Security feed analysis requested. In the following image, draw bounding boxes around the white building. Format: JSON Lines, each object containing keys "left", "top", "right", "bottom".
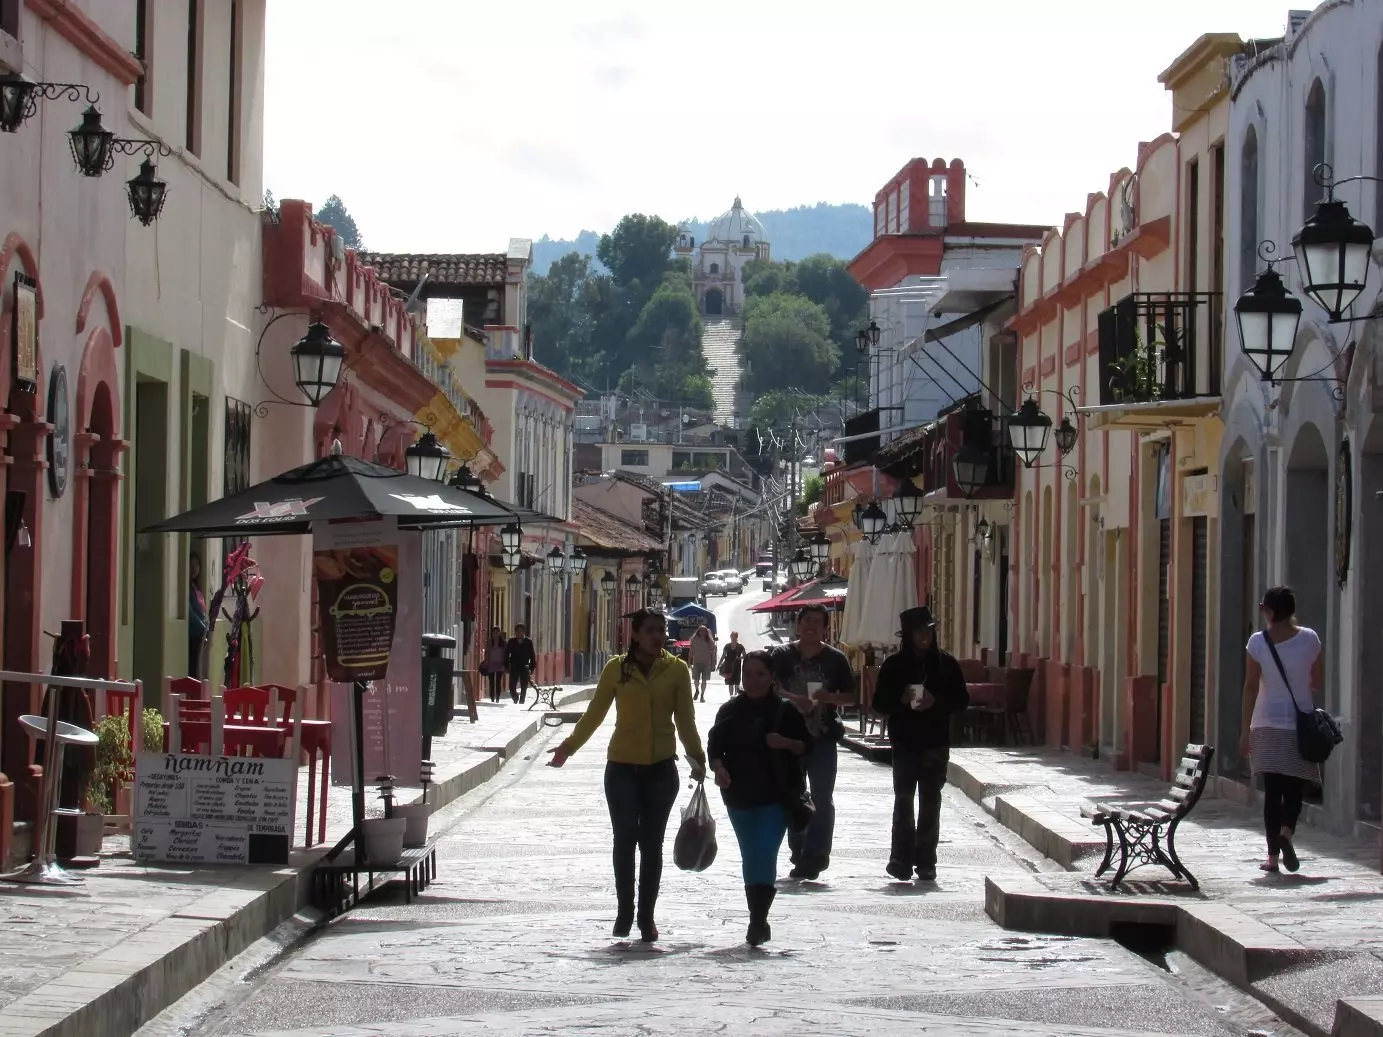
{"left": 1222, "top": 2, "right": 1383, "bottom": 838}
{"left": 676, "top": 197, "right": 770, "bottom": 318}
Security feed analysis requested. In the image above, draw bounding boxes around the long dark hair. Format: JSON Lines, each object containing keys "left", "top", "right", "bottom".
{"left": 741, "top": 649, "right": 777, "bottom": 693}
{"left": 620, "top": 608, "right": 668, "bottom": 683}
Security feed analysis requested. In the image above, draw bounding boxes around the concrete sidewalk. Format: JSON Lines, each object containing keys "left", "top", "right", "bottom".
{"left": 0, "top": 686, "right": 596, "bottom": 1037}
{"left": 948, "top": 746, "right": 1383, "bottom": 1037}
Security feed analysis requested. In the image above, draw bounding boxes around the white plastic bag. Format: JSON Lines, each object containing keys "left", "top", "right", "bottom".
{"left": 673, "top": 782, "right": 717, "bottom": 872}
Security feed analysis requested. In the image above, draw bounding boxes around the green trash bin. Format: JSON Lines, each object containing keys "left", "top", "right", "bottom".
{"left": 421, "top": 633, "right": 457, "bottom": 750}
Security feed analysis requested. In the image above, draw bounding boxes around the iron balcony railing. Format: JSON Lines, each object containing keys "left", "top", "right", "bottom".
{"left": 1097, "top": 292, "right": 1223, "bottom": 406}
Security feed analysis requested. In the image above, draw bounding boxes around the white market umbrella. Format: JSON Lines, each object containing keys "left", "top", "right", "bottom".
{"left": 838, "top": 538, "right": 874, "bottom": 646}
{"left": 857, "top": 531, "right": 909, "bottom": 649}
{"left": 887, "top": 532, "right": 919, "bottom": 639}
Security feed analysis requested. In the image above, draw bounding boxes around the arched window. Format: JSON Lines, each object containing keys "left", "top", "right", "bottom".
{"left": 1304, "top": 78, "right": 1327, "bottom": 216}
{"left": 1240, "top": 125, "right": 1259, "bottom": 294}
{"left": 742, "top": 234, "right": 751, "bottom": 247}
{"left": 708, "top": 262, "right": 719, "bottom": 275}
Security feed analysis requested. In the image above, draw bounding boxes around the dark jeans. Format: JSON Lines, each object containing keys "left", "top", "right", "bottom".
{"left": 604, "top": 759, "right": 679, "bottom": 918}
{"left": 485, "top": 671, "right": 503, "bottom": 701}
{"left": 1263, "top": 771, "right": 1306, "bottom": 856}
{"left": 891, "top": 747, "right": 949, "bottom": 870}
{"left": 509, "top": 669, "right": 532, "bottom": 702}
{"left": 787, "top": 737, "right": 837, "bottom": 868}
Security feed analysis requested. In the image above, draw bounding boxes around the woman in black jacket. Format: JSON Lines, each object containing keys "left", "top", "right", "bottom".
{"left": 707, "top": 650, "right": 811, "bottom": 946}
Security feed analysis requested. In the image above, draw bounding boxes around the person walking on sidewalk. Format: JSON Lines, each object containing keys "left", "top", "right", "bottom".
{"left": 1239, "top": 585, "right": 1322, "bottom": 874}
{"left": 689, "top": 625, "right": 716, "bottom": 702}
{"left": 506, "top": 624, "right": 536, "bottom": 704}
{"left": 708, "top": 650, "right": 812, "bottom": 947}
{"left": 718, "top": 631, "right": 746, "bottom": 696}
{"left": 770, "top": 604, "right": 855, "bottom": 880}
{"left": 548, "top": 608, "right": 707, "bottom": 942}
{"left": 482, "top": 627, "right": 508, "bottom": 703}
{"left": 873, "top": 606, "right": 969, "bottom": 882}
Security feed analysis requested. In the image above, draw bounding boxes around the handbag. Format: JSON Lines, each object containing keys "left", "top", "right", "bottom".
{"left": 774, "top": 700, "right": 815, "bottom": 833}
{"left": 1262, "top": 632, "right": 1343, "bottom": 764}
{"left": 673, "top": 782, "right": 718, "bottom": 872}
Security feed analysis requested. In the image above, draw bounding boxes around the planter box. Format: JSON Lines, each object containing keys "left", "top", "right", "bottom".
{"left": 55, "top": 811, "right": 104, "bottom": 863}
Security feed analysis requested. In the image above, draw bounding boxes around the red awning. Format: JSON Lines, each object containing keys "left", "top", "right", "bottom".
{"left": 751, "top": 574, "right": 848, "bottom": 613}
{"left": 749, "top": 586, "right": 800, "bottom": 614}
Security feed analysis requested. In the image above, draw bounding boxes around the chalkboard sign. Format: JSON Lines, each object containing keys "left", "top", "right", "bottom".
{"left": 133, "top": 753, "right": 298, "bottom": 865}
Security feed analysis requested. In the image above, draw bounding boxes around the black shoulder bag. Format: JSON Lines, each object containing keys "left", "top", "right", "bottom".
{"left": 773, "top": 699, "right": 815, "bottom": 833}
{"left": 1262, "top": 633, "right": 1343, "bottom": 764}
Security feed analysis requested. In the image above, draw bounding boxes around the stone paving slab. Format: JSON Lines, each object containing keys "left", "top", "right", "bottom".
{"left": 0, "top": 688, "right": 595, "bottom": 1037}
{"left": 952, "top": 747, "right": 1383, "bottom": 1037}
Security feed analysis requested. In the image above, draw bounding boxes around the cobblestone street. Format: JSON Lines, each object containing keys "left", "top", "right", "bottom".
{"left": 138, "top": 597, "right": 1303, "bottom": 1037}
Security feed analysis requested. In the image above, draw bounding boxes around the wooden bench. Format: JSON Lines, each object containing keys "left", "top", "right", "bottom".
{"left": 1079, "top": 744, "right": 1215, "bottom": 891}
{"left": 311, "top": 843, "right": 438, "bottom": 918}
{"left": 527, "top": 684, "right": 562, "bottom": 711}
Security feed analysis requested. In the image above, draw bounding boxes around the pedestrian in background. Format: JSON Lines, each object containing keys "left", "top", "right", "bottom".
{"left": 718, "top": 631, "right": 746, "bottom": 696}
{"left": 548, "top": 608, "right": 706, "bottom": 942}
{"left": 505, "top": 624, "right": 536, "bottom": 704}
{"left": 689, "top": 625, "right": 716, "bottom": 702}
{"left": 1240, "top": 585, "right": 1322, "bottom": 874}
{"left": 873, "top": 606, "right": 968, "bottom": 882}
{"left": 482, "top": 627, "right": 507, "bottom": 702}
{"left": 708, "top": 650, "right": 811, "bottom": 946}
{"left": 770, "top": 604, "right": 855, "bottom": 880}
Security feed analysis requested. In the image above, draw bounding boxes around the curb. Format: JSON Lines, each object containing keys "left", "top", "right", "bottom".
{"left": 8, "top": 685, "right": 596, "bottom": 1037}
{"left": 1335, "top": 999, "right": 1383, "bottom": 1037}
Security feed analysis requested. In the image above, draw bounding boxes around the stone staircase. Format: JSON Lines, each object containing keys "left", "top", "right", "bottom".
{"left": 700, "top": 318, "right": 743, "bottom": 426}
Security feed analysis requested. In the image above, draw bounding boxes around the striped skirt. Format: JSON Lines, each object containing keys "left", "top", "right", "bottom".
{"left": 1250, "top": 725, "right": 1320, "bottom": 783}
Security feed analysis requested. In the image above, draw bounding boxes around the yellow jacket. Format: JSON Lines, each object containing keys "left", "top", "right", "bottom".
{"left": 562, "top": 651, "right": 706, "bottom": 767}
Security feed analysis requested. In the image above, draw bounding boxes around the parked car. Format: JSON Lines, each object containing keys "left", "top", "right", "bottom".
{"left": 699, "top": 573, "right": 728, "bottom": 598}
{"left": 716, "top": 569, "right": 744, "bottom": 594}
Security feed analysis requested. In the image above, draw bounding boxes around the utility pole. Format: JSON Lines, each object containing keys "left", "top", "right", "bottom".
{"left": 786, "top": 422, "right": 799, "bottom": 584}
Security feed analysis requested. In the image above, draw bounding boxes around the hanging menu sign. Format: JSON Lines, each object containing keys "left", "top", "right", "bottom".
{"left": 132, "top": 753, "right": 298, "bottom": 865}
{"left": 313, "top": 518, "right": 401, "bottom": 682}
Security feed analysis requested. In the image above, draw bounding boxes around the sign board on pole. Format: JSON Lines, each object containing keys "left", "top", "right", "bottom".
{"left": 329, "top": 527, "right": 424, "bottom": 787}
{"left": 313, "top": 519, "right": 401, "bottom": 682}
{"left": 132, "top": 752, "right": 298, "bottom": 864}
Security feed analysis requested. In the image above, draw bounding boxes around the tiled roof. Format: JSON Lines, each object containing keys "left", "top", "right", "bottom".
{"left": 571, "top": 499, "right": 662, "bottom": 553}
{"left": 358, "top": 253, "right": 508, "bottom": 287}
{"left": 872, "top": 422, "right": 932, "bottom": 470}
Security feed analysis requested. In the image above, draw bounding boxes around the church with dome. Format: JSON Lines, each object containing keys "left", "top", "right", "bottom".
{"left": 675, "top": 197, "right": 771, "bottom": 317}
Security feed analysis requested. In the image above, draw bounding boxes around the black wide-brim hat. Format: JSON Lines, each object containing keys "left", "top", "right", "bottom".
{"left": 897, "top": 606, "right": 937, "bottom": 635}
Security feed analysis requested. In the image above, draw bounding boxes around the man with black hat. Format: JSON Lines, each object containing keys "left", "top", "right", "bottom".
{"left": 872, "top": 606, "right": 969, "bottom": 882}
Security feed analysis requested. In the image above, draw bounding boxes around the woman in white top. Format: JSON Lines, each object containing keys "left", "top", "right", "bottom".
{"left": 1239, "top": 586, "right": 1322, "bottom": 874}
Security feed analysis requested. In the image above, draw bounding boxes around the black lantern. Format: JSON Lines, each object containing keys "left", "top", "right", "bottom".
{"left": 852, "top": 502, "right": 864, "bottom": 530}
{"left": 126, "top": 159, "right": 167, "bottom": 226}
{"left": 600, "top": 570, "right": 616, "bottom": 593}
{"left": 405, "top": 430, "right": 451, "bottom": 482}
{"left": 975, "top": 516, "right": 991, "bottom": 543}
{"left": 448, "top": 463, "right": 483, "bottom": 492}
{"left": 291, "top": 321, "right": 346, "bottom": 405}
{"left": 855, "top": 329, "right": 869, "bottom": 354}
{"left": 68, "top": 106, "right": 114, "bottom": 176}
{"left": 626, "top": 573, "right": 643, "bottom": 591}
{"left": 500, "top": 522, "right": 522, "bottom": 554}
{"left": 892, "top": 478, "right": 924, "bottom": 526}
{"left": 647, "top": 580, "right": 664, "bottom": 607}
{"left": 1007, "top": 398, "right": 1052, "bottom": 469}
{"left": 1234, "top": 268, "right": 1303, "bottom": 382}
{"left": 501, "top": 549, "right": 521, "bottom": 574}
{"left": 545, "top": 546, "right": 566, "bottom": 574}
{"left": 868, "top": 320, "right": 881, "bottom": 347}
{"left": 569, "top": 547, "right": 588, "bottom": 576}
{"left": 1292, "top": 198, "right": 1375, "bottom": 321}
{"left": 788, "top": 548, "right": 814, "bottom": 583}
{"left": 881, "top": 494, "right": 900, "bottom": 526}
{"left": 0, "top": 74, "right": 38, "bottom": 133}
{"left": 952, "top": 444, "right": 990, "bottom": 499}
{"left": 1053, "top": 417, "right": 1078, "bottom": 457}
{"left": 859, "top": 501, "right": 888, "bottom": 541}
{"left": 809, "top": 530, "right": 831, "bottom": 567}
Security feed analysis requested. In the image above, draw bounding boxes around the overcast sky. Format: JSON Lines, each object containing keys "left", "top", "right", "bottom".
{"left": 264, "top": 1, "right": 1300, "bottom": 254}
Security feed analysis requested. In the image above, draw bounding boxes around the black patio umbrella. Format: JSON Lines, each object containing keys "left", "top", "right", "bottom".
{"left": 142, "top": 454, "right": 519, "bottom": 537}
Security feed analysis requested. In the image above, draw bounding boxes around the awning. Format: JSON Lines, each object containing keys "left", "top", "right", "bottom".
{"left": 924, "top": 296, "right": 1014, "bottom": 343}
{"left": 750, "top": 585, "right": 801, "bottom": 614}
{"left": 750, "top": 574, "right": 849, "bottom": 613}
{"left": 1077, "top": 397, "right": 1222, "bottom": 431}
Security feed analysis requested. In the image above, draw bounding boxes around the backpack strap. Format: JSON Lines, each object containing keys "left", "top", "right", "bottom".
{"left": 1262, "top": 632, "right": 1309, "bottom": 717}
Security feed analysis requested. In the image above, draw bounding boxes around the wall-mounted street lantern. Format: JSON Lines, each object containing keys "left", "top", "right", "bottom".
{"left": 68, "top": 106, "right": 113, "bottom": 176}
{"left": 1007, "top": 398, "right": 1052, "bottom": 468}
{"left": 626, "top": 573, "right": 643, "bottom": 593}
{"left": 787, "top": 547, "right": 815, "bottom": 583}
{"left": 1234, "top": 267, "right": 1302, "bottom": 383}
{"left": 545, "top": 546, "right": 566, "bottom": 574}
{"left": 501, "top": 549, "right": 521, "bottom": 574}
{"left": 500, "top": 522, "right": 523, "bottom": 555}
{"left": 0, "top": 76, "right": 97, "bottom": 133}
{"left": 855, "top": 500, "right": 889, "bottom": 544}
{"left": 253, "top": 316, "right": 346, "bottom": 412}
{"left": 569, "top": 547, "right": 588, "bottom": 577}
{"left": 126, "top": 159, "right": 166, "bottom": 226}
{"left": 600, "top": 570, "right": 616, "bottom": 593}
{"left": 891, "top": 478, "right": 924, "bottom": 526}
{"left": 809, "top": 530, "right": 831, "bottom": 569}
{"left": 952, "top": 444, "right": 991, "bottom": 500}
{"left": 404, "top": 431, "right": 451, "bottom": 483}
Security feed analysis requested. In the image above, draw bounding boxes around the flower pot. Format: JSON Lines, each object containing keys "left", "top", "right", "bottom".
{"left": 360, "top": 817, "right": 406, "bottom": 864}
{"left": 393, "top": 803, "right": 430, "bottom": 848}
{"left": 55, "top": 811, "right": 105, "bottom": 863}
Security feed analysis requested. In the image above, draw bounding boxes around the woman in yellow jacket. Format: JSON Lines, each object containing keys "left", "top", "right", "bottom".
{"left": 549, "top": 608, "right": 706, "bottom": 942}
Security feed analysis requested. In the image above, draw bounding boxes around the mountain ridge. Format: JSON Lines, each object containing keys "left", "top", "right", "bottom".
{"left": 530, "top": 201, "right": 872, "bottom": 274}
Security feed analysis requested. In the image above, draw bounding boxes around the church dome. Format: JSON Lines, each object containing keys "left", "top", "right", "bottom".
{"left": 705, "top": 196, "right": 766, "bottom": 246}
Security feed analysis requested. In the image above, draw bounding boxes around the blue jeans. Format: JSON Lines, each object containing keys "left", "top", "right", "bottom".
{"left": 727, "top": 804, "right": 788, "bottom": 885}
{"left": 787, "top": 738, "right": 837, "bottom": 867}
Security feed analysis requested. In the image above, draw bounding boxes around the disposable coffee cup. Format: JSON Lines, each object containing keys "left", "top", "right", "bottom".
{"left": 908, "top": 685, "right": 930, "bottom": 710}
{"left": 806, "top": 682, "right": 824, "bottom": 702}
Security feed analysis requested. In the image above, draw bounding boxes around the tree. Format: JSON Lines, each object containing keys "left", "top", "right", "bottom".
{"left": 749, "top": 389, "right": 825, "bottom": 430}
{"left": 743, "top": 257, "right": 798, "bottom": 299}
{"left": 797, "top": 473, "right": 824, "bottom": 516}
{"left": 791, "top": 254, "right": 869, "bottom": 369}
{"left": 597, "top": 214, "right": 679, "bottom": 291}
{"left": 623, "top": 273, "right": 708, "bottom": 404}
{"left": 314, "top": 195, "right": 363, "bottom": 249}
{"left": 738, "top": 293, "right": 840, "bottom": 395}
{"left": 528, "top": 253, "right": 607, "bottom": 384}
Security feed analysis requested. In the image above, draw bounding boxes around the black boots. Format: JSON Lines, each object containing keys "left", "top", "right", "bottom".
{"left": 745, "top": 884, "right": 776, "bottom": 947}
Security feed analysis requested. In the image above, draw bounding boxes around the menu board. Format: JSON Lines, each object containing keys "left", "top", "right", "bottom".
{"left": 313, "top": 518, "right": 401, "bottom": 682}
{"left": 132, "top": 752, "right": 298, "bottom": 865}
{"left": 330, "top": 530, "right": 424, "bottom": 787}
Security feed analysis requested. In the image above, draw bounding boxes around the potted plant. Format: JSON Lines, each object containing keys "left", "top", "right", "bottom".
{"left": 1107, "top": 329, "right": 1165, "bottom": 402}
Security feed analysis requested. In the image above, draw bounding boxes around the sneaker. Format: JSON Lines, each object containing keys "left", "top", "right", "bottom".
{"left": 915, "top": 865, "right": 936, "bottom": 882}
{"left": 885, "top": 860, "right": 912, "bottom": 881}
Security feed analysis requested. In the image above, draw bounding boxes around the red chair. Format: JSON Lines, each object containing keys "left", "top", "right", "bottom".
{"left": 224, "top": 686, "right": 271, "bottom": 724}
